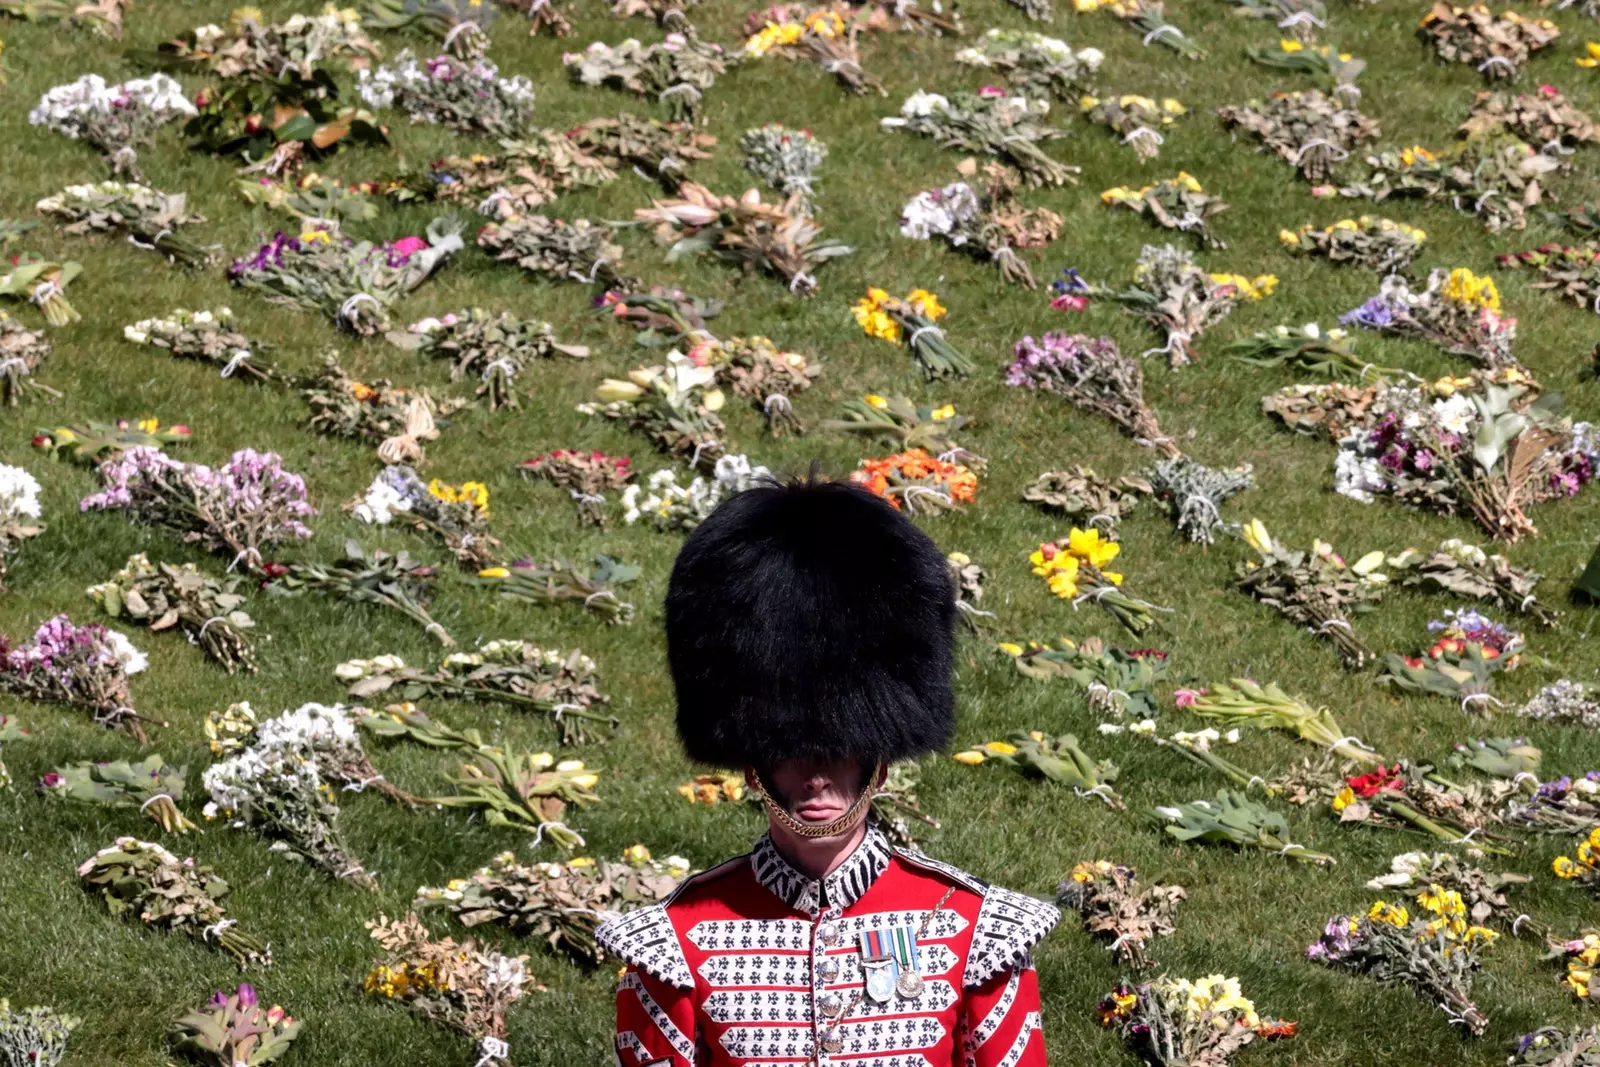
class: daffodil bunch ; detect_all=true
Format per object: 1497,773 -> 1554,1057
953,29 -> 1103,101
1217,89 -> 1380,183
1366,851 -> 1534,935
1246,39 -> 1364,95
852,286 -> 974,378
822,394 -> 973,456
1000,636 -> 1170,718
1099,974 -> 1296,1066
1073,0 -> 1205,58
1021,466 -> 1149,530
1419,2 -> 1559,80
348,465 -> 500,569
1236,519 -> 1387,667
1031,528 -> 1170,636
742,8 -> 883,95
1226,322 -> 1412,384
1101,172 -> 1225,247
578,351 -> 727,468
1081,95 -> 1186,161
953,731 -> 1124,807
1551,828 -> 1600,894
1497,244 -> 1600,316
1221,0 -> 1326,41
1151,789 -> 1334,864
1308,895 -> 1494,1034
1057,861 -> 1184,966
1280,216 -> 1426,274
880,89 -> 1078,187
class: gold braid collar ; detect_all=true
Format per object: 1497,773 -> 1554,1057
754,762 -> 885,840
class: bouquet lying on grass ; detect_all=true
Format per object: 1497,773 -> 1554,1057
476,213 -> 625,287
1031,529 -> 1170,636
1142,457 -> 1253,544
1236,519 -> 1387,667
1152,788 -> 1333,863
699,333 -> 821,437
1228,321 -> 1412,385
881,89 -> 1078,187
363,0 -> 497,59
823,394 -> 971,458
358,50 -> 537,137
1378,609 -> 1523,705
208,701 -> 417,807
37,181 -> 212,268
563,31 -> 733,121
849,450 -> 978,516
34,417 -> 192,464
80,447 -> 315,576
1418,1 -> 1559,81
1217,89 -> 1380,183
520,449 -> 634,527
1098,974 -> 1297,1065
899,161 -> 1061,288
0,998 -> 79,1067
1337,136 -> 1559,234
123,307 -> 277,383
0,463 -> 44,591
0,614 -> 156,741
1007,331 -> 1181,456
267,540 -> 453,647
621,454 -> 773,531
1366,851 -> 1533,934
0,314 -> 57,406
741,8 -> 884,96
228,218 -> 464,335
88,553 -> 261,674
579,352 -> 727,468
42,754 -> 196,833
1277,758 -> 1513,853
77,836 -> 270,968
349,466 -> 499,569
953,29 -> 1102,102
0,251 -> 82,326
1516,680 -> 1600,726
1075,0 -> 1204,58
381,136 -> 614,218
1101,172 -> 1225,249
476,556 -> 641,626
1057,860 -> 1184,965
1280,216 -> 1426,274
1461,86 -> 1595,152
1497,244 -> 1600,316
953,731 -> 1123,808
1019,467 -> 1147,531
146,6 -> 381,82
297,353 -> 467,465
1340,267 -> 1516,370
396,308 -> 588,411
27,72 -> 195,177
1080,94 -> 1186,161
852,286 -> 972,379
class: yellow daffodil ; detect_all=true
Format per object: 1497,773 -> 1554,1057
982,741 -> 1018,755
930,404 -> 956,421
907,288 -> 946,320
1580,41 -> 1600,67
1399,145 -> 1436,167
1278,229 -> 1301,245
1440,267 -> 1501,312
1554,854 -> 1583,878
952,750 -> 987,765
1067,526 -> 1121,569
1242,518 -> 1274,554
1079,95 -> 1100,111
1278,38 -> 1303,51
477,566 -> 510,579
623,843 -> 652,864
997,642 -> 1024,656
1175,171 -> 1203,193
863,393 -> 889,409
1161,98 -> 1186,115
1331,785 -> 1356,812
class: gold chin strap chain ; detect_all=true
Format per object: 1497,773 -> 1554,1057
756,762 -> 886,840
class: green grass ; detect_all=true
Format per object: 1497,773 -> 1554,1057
1,0 -> 1599,1063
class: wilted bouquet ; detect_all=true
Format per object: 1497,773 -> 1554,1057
520,450 -> 633,527
1223,0 -> 1326,39
1246,39 -> 1364,96
850,450 -> 979,516
77,836 -> 269,967
394,307 -> 588,411
0,463 -> 43,591
42,754 -> 195,833
81,448 -> 316,575
1342,266 -> 1513,368
1498,244 -> 1600,315
87,554 -> 259,674
882,89 -> 1077,187
621,454 -> 772,531
1032,529 -> 1169,636
34,418 -> 192,463
1419,2 -> 1558,80
1058,860 -> 1183,965
740,123 -> 826,214
1280,216 -> 1426,274
340,642 -> 615,745
228,218 -> 464,334
565,112 -> 716,191
1192,678 -> 1383,765
0,314 -> 57,406
1021,466 -> 1148,531
1294,759 -> 1512,853
1152,789 -> 1333,863
0,614 -> 154,741
384,135 -> 614,218
1074,0 -> 1205,58
476,557 -> 640,626
183,81 -> 389,176
1006,331 -> 1181,455
1387,538 -> 1558,626
148,6 -> 380,82
1511,1027 -> 1600,1066
1515,680 -> 1600,726
853,286 -> 972,379
900,162 -> 1061,288
267,540 -> 453,647
123,307 -> 277,383
476,214 -> 624,287
1338,136 -> 1559,234
27,72 -> 194,177
348,466 -> 499,568
741,8 -> 883,96
1503,774 -> 1600,835
416,846 -> 691,963
1366,851 -> 1532,934
170,983 -> 298,1067
563,32 -> 733,121
634,181 -> 853,296
1001,637 -> 1169,719
0,252 -> 81,326
1098,974 -> 1296,1065
298,352 -> 467,464
1307,893 -> 1495,1034
0,999 -> 79,1067
363,0 -> 495,59
1143,457 -> 1252,544
1217,89 -> 1380,183
698,333 -> 821,436
37,181 -> 212,268
1461,86 -> 1595,152
364,913 -> 534,1065
1236,519 -> 1387,667
953,732 -> 1123,808
1081,94 -> 1187,161
1101,172 -> 1225,248
358,50 -> 536,136
579,352 -> 727,468
953,29 -> 1103,101
0,0 -> 127,35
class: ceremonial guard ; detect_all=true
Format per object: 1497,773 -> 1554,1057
599,477 -> 1059,1066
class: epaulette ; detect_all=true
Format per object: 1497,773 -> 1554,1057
595,853 -> 748,990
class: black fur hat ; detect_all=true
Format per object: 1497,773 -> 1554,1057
665,477 -> 957,769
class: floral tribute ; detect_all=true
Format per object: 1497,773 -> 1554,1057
1235,519 -> 1387,667
899,162 -> 1062,288
0,614 -> 156,741
1151,789 -> 1333,864
1072,0 -> 1204,58
475,556 -> 640,626
880,89 -> 1078,187
1097,974 -> 1297,1065
1000,637 -> 1169,720
1337,137 -> 1559,234
476,214 -> 625,287
1100,172 -> 1225,248
1007,332 -> 1181,456
519,450 -> 634,527
852,287 -> 972,379
37,181 -> 212,268
88,554 -> 260,674
1378,609 -> 1523,704
170,983 -> 298,1067
1216,89 -> 1380,183
1,310 -> 57,407
43,754 -> 196,833
1031,529 -> 1169,636
357,50 -> 537,137
1497,244 -> 1600,315
27,72 -> 194,177
1279,216 -> 1426,275
399,308 -> 588,412
0,463 -> 43,590
1418,2 -> 1559,81
1080,94 -> 1186,161
953,732 -> 1123,808
0,251 -> 82,326
0,998 -> 79,1067
122,307 -> 276,383
849,449 -> 978,516
621,454 -> 773,531
1020,466 -> 1149,531
562,31 -> 732,121
1057,860 -> 1184,965
741,8 -> 883,96
298,353 -> 467,465
952,29 -> 1103,102
1340,267 -> 1516,370
579,352 -> 727,468
348,466 -> 497,569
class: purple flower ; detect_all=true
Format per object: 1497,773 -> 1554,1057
1340,295 -> 1396,330
237,982 -> 257,1007
37,772 -> 65,790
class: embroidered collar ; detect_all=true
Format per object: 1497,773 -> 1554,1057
750,823 -> 893,917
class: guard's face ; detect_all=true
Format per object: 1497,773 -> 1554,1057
762,756 -> 866,825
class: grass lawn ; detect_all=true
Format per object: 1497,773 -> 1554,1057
2,0 -> 1600,1063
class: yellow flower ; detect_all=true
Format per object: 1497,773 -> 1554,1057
1079,94 -> 1100,111
997,642 -> 1024,656
136,417 -> 159,433
1278,38 -> 1303,51
299,229 -> 333,245
1161,98 -> 1186,115
1047,571 -> 1080,599
1441,267 -> 1500,313
852,290 -> 901,343
478,566 -> 510,579
1242,518 -> 1274,554
953,750 -> 987,765
982,741 -> 1018,755
863,393 -> 888,409
1331,785 -> 1356,812
1399,145 -> 1436,167
623,843 -> 652,865
1580,41 -> 1600,67
930,404 -> 956,421
906,288 -> 946,320
1175,171 -> 1202,193
1030,730 -> 1047,742
1066,527 -> 1121,569
1554,855 -> 1583,879
1073,0 -> 1100,11
1462,926 -> 1498,946
1278,229 -> 1301,246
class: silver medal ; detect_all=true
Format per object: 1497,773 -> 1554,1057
863,958 -> 896,1004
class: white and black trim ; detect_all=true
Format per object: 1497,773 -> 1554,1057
750,824 -> 893,916
620,971 -> 696,1060
598,855 -> 748,989
961,887 -> 1060,991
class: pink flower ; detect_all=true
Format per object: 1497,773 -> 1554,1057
1173,688 -> 1204,708
1050,294 -> 1089,312
978,85 -> 1005,97
1538,83 -> 1559,98
1309,184 -> 1336,198
387,236 -> 428,258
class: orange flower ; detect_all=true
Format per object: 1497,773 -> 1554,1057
349,382 -> 378,402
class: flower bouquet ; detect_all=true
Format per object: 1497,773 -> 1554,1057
849,449 -> 978,516
0,1000 -> 78,1067
947,552 -> 992,628
596,283 -> 721,346
1190,678 -> 1383,764
1338,136 -> 1559,233
1059,244 -> 1276,366
476,214 -> 624,287
881,89 -> 1078,186
1498,244 -> 1600,315
0,614 -> 156,741
741,8 -> 883,96
77,837 -> 268,966
475,557 -> 641,626
582,352 -> 728,467
1000,637 -> 1169,719
1391,536 -> 1555,620
953,731 -> 1124,808
0,463 -> 43,591
0,0 -> 126,35
565,112 -> 716,191
1098,975 -> 1296,1063
1504,775 -> 1600,835
1073,0 -> 1205,58
633,181 -> 853,296
1511,1027 -> 1600,1065
1515,680 -> 1600,726
1246,39 -> 1364,96
183,83 -> 389,176
267,540 -> 453,647
739,123 -> 826,215
146,7 -> 380,82
1308,895 -> 1494,1034
123,307 -> 276,383
1280,216 -> 1426,274
81,448 -> 316,575
42,755 -> 195,833
1553,831 -> 1600,894
213,701 -> 417,807
1235,519 -> 1386,667
1228,322 -> 1411,386
1081,95 -> 1187,161
1101,173 -> 1225,248
900,162 -> 1062,287
1142,457 -> 1252,544
952,29 -> 1103,101
1057,860 -> 1184,965
33,418 -> 192,463
1448,736 -> 1540,785
563,32 -> 733,121
519,450 -> 632,527
363,0 -> 495,60
1305,760 -> 1513,852
1223,0 -> 1326,40
393,307 -> 588,412
429,746 -> 601,847
1021,466 -> 1148,530
202,740 -> 377,890
1031,529 -> 1170,636
0,253 -> 81,326
822,394 -> 971,456
348,466 -> 499,568
852,286 -> 972,378
505,0 -> 574,35
36,181 -> 212,267
358,50 -> 536,136
364,914 -> 533,1065
678,771 -> 744,804
1367,851 -> 1533,933
339,642 -> 616,745
1217,90 -> 1380,183
620,454 -> 772,531
1007,331 -> 1181,454
1461,86 -> 1595,152
87,554 -> 261,674
230,218 -> 463,334
701,334 -> 821,436
416,847 -> 691,963
298,353 -> 467,464
383,137 -> 613,219
27,73 -> 194,177
1419,2 -> 1558,80
170,984 -> 298,1067
1152,789 -> 1333,863
1378,610 -> 1523,706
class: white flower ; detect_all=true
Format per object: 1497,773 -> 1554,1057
1334,440 -> 1385,504
1223,729 -> 1241,744
1302,322 -> 1321,339
0,463 -> 44,520
1097,723 -> 1125,735
1078,46 -> 1105,68
371,654 -> 407,671
123,324 -> 150,345
900,90 -> 950,118
352,475 -> 411,525
1153,806 -> 1183,820
1432,394 -> 1476,435
333,659 -> 371,681
1129,719 -> 1157,736
102,628 -> 148,675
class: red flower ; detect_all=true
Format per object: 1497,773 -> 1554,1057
1050,294 -> 1089,312
1346,765 -> 1404,798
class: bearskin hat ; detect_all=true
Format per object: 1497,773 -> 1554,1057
665,476 -> 956,769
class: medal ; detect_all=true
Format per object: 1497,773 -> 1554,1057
888,924 -> 924,1001
857,930 -> 897,1005
896,968 -> 925,999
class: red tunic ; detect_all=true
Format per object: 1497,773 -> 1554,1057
598,824 -> 1058,1067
